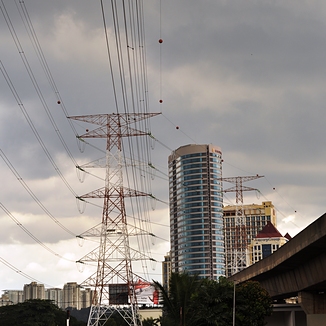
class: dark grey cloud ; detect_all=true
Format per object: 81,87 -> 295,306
1,0 -> 326,291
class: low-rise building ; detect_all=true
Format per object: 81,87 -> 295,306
162,252 -> 171,292
248,221 -> 289,265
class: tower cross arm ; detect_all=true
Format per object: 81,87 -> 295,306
221,175 -> 264,184
68,112 -> 161,126
77,125 -> 151,139
77,186 -> 151,199
223,185 -> 259,193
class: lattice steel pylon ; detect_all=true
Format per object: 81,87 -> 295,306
69,112 -> 160,326
222,175 -> 263,276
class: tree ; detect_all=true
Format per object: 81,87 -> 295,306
142,316 -> 160,326
0,299 -> 85,326
235,280 -> 273,326
155,274 -> 272,326
193,277 -> 234,326
154,272 -> 203,326
194,277 -> 272,326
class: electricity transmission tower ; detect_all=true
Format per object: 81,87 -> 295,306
70,112 -> 160,326
222,175 -> 263,275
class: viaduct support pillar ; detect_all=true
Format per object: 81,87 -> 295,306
298,291 -> 326,326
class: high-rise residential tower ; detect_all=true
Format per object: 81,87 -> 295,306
23,282 -> 45,300
63,282 -> 80,309
168,144 -> 225,279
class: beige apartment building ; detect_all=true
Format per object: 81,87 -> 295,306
162,252 -> 171,292
223,201 -> 277,277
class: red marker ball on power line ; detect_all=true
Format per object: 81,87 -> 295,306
159,39 -> 163,43
57,101 -> 61,104
176,126 -> 179,129
159,99 -> 163,103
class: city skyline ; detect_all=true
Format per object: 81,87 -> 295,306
1,281 -> 93,309
1,0 -> 326,292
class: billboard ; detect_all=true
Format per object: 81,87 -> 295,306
108,280 -> 159,305
109,284 -> 129,305
135,280 -> 159,305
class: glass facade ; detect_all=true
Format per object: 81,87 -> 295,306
168,144 -> 225,280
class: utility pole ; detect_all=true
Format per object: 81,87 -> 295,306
222,175 -> 263,275
70,112 -> 160,326
232,281 -> 236,326
66,309 -> 70,326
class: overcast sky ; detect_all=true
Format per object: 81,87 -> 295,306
1,0 -> 326,293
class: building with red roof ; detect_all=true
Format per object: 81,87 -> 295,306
248,221 -> 289,265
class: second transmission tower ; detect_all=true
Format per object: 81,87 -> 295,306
222,175 -> 263,276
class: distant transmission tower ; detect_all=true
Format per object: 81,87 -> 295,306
222,175 -> 263,275
70,113 -> 160,326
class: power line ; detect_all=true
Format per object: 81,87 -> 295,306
0,148 -> 76,237
97,0 -> 162,282
0,202 -> 75,263
0,256 -> 54,288
1,0 -> 80,165
15,0 -> 80,138
0,61 -> 77,197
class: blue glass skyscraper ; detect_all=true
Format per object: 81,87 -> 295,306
168,144 -> 225,279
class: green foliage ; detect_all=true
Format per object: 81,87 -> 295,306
0,299 -> 85,326
142,316 -> 160,326
235,281 -> 273,326
154,273 -> 272,326
193,277 -> 234,326
154,272 -> 203,326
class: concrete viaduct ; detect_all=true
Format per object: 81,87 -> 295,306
229,213 -> 326,326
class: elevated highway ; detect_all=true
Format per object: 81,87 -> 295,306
229,213 -> 326,325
